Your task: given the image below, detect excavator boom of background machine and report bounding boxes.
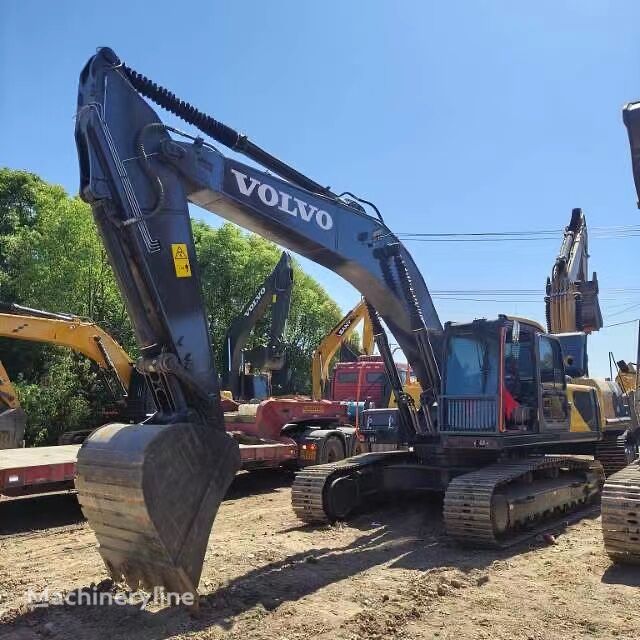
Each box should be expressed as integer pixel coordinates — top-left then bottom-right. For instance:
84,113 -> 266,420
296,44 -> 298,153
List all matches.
221,251 -> 294,401
311,299 -> 374,400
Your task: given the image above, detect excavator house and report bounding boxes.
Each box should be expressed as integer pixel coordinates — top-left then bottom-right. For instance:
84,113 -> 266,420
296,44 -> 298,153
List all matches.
73,47 -> 639,598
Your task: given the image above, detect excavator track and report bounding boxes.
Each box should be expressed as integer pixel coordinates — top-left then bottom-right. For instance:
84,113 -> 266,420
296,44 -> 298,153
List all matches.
292,452 -> 403,523
444,456 -> 604,548
601,461 -> 640,564
292,462 -> 361,523
596,432 -> 638,477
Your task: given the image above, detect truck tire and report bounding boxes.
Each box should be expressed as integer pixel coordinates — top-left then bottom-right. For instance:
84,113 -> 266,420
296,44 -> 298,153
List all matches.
320,436 -> 345,464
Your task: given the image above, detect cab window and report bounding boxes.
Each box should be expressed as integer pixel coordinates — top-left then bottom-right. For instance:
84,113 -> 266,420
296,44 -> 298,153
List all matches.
336,371 -> 358,383
538,337 -> 565,387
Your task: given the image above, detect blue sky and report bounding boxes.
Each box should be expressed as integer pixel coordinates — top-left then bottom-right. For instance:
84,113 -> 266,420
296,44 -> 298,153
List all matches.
2,1 -> 640,376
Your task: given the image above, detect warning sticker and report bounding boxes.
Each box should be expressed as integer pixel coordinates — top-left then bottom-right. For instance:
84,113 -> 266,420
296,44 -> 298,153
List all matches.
171,243 -> 191,278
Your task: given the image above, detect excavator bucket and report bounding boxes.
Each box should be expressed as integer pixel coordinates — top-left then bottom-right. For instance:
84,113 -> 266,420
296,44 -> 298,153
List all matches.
0,408 -> 26,449
75,421 -> 240,597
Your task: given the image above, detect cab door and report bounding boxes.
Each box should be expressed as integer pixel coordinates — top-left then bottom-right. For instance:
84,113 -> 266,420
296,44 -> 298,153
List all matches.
537,335 -> 570,430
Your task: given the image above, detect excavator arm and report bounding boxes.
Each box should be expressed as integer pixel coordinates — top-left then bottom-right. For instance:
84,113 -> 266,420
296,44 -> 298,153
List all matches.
0,360 -> 19,411
75,50 -> 241,597
76,49 -> 441,406
623,101 -> 640,207
221,251 -> 293,400
311,299 -> 374,400
545,208 -> 602,335
0,359 -> 25,449
0,303 -> 133,393
74,47 -> 441,595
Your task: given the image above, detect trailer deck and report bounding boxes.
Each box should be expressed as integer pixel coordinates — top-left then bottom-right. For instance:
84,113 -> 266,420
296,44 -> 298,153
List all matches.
0,437 -> 297,501
0,444 -> 79,499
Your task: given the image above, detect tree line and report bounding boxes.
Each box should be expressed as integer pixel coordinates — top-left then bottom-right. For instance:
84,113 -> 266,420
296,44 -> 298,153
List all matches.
0,169 -> 344,445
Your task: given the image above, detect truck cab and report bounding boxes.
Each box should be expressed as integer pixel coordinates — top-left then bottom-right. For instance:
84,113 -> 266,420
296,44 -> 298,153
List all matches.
330,355 -> 410,407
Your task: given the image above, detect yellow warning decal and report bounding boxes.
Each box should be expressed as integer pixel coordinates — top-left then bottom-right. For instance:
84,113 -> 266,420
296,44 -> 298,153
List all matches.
171,243 -> 191,278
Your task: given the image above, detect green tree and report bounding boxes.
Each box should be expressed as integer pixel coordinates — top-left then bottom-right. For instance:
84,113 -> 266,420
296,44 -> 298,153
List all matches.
0,169 -> 343,444
193,221 -> 343,392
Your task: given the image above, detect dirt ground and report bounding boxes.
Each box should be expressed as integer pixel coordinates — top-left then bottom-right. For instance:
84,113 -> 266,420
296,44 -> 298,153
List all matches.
0,471 -> 638,640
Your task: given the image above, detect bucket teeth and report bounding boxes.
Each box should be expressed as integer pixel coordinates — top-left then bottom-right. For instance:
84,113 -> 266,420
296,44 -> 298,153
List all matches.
75,421 -> 240,596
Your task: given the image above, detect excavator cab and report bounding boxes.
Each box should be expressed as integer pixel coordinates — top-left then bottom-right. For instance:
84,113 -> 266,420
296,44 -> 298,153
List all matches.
555,332 -> 589,378
439,317 -> 569,436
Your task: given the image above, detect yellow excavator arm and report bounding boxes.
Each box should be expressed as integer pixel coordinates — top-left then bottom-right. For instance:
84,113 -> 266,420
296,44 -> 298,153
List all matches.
0,359 -> 26,449
311,299 -> 374,400
0,360 -> 19,410
0,312 -> 133,393
545,208 -> 603,334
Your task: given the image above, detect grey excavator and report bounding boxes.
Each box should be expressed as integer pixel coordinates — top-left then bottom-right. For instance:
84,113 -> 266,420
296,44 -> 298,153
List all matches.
220,251 -> 294,402
74,48 -> 611,597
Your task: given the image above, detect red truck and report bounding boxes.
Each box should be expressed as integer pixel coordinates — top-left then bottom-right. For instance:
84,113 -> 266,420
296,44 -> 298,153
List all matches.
330,355 -> 411,407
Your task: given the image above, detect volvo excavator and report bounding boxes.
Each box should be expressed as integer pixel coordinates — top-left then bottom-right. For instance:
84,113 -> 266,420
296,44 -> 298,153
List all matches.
598,102 -> 640,565
221,251 -> 293,401
0,303 -> 148,437
0,360 -> 25,449
74,48 -> 615,596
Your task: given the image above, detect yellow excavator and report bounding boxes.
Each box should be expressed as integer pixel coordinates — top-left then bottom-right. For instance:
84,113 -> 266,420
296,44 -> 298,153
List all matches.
544,209 -> 638,475
311,299 -> 374,400
0,303 -> 148,439
611,356 -> 639,420
311,300 -> 421,415
545,207 -> 602,335
615,360 -> 638,396
0,360 -> 26,449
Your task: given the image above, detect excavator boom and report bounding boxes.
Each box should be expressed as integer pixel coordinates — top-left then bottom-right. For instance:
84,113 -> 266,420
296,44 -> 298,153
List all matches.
0,305 -> 133,393
311,299 -> 374,400
0,360 -> 25,449
221,251 -> 293,400
623,101 -> 640,207
74,47 -> 441,595
545,208 -> 602,335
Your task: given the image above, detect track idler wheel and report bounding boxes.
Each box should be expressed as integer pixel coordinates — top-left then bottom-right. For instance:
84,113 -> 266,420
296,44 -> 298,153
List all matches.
75,421 -> 240,597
